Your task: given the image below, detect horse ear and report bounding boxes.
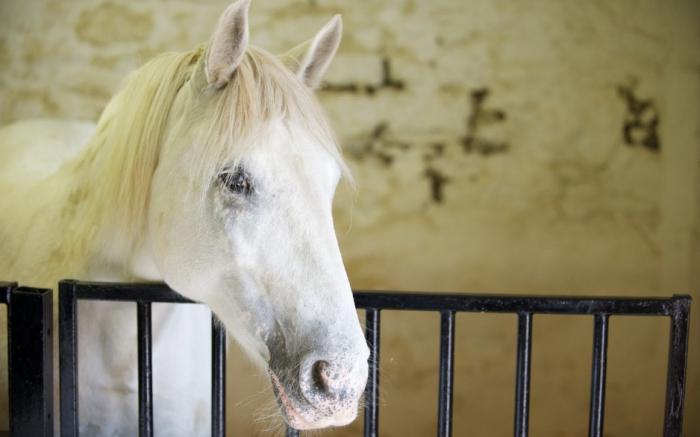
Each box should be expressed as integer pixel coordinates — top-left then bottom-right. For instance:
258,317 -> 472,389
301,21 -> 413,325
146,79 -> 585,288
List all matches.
206,0 -> 251,88
281,15 -> 342,89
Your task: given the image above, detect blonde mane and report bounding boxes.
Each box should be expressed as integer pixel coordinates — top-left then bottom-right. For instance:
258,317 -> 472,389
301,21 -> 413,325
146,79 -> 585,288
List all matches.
68,44 -> 348,267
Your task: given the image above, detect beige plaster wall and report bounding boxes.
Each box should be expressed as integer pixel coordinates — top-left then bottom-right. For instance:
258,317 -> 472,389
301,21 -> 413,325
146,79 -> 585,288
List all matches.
1,0 -> 698,436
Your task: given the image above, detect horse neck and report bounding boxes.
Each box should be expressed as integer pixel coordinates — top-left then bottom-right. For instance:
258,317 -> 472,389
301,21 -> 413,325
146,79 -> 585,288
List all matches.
46,131 -> 162,283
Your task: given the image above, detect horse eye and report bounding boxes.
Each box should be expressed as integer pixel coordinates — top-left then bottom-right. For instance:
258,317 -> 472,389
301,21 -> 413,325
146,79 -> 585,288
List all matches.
220,169 -> 253,196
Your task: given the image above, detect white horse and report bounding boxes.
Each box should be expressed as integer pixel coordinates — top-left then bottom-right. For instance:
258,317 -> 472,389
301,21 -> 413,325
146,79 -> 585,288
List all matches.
0,0 -> 369,434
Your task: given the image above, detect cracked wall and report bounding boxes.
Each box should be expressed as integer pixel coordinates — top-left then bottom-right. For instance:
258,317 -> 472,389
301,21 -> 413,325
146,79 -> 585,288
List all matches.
1,0 -> 699,436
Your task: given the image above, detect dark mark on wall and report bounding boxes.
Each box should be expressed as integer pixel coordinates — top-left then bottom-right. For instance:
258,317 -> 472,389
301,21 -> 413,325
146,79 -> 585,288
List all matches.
424,167 -> 450,203
431,142 -> 445,156
422,143 -> 450,203
423,142 -> 445,162
461,88 -> 508,156
346,86 -> 509,205
378,58 -> 405,91
371,122 -> 388,139
322,83 -> 361,93
321,57 -> 405,95
616,83 -> 660,152
347,122 -> 409,167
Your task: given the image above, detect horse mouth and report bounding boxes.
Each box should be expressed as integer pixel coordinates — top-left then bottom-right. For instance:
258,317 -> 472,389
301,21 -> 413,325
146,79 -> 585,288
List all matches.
269,370 -> 317,430
269,370 -> 358,430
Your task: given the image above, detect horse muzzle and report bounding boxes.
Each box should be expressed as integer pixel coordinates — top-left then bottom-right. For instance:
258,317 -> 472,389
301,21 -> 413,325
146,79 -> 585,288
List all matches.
269,350 -> 368,430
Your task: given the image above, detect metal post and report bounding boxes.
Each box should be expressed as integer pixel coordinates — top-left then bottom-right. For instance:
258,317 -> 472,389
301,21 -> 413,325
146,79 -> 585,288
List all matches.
0,282 -> 12,304
211,315 -> 226,437
514,312 -> 532,437
137,301 -> 153,437
59,280 -> 79,437
364,308 -> 381,437
7,287 -> 53,437
663,295 -> 691,437
437,311 -> 455,437
588,314 -> 609,437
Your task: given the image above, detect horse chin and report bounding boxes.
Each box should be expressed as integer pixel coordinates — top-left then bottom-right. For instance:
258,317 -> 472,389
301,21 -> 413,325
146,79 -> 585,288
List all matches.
269,370 -> 357,430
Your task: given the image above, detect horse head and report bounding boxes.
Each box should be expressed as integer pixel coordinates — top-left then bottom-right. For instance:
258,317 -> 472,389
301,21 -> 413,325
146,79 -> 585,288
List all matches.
146,0 -> 368,429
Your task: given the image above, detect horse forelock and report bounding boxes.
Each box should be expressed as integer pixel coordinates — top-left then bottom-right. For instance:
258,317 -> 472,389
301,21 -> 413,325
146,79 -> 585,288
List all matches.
190,46 -> 351,192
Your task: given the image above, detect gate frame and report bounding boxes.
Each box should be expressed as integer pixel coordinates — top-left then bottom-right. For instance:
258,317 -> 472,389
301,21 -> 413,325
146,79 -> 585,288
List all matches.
54,280 -> 691,437
353,291 -> 691,437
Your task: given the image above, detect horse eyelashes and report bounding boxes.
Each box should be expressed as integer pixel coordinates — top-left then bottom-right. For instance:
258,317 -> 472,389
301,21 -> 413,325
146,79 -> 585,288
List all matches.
220,168 -> 253,196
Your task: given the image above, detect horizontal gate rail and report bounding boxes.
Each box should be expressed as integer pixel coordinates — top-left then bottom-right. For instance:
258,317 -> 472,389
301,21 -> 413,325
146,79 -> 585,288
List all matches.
1,282 -> 53,437
353,291 -> 683,315
55,281 -> 691,437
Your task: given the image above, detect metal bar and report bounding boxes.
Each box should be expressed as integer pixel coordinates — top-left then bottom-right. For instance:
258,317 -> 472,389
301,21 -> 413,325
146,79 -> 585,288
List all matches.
364,308 -> 381,437
514,312 -> 532,437
137,301 -> 153,437
663,295 -> 691,437
59,280 -> 79,437
588,314 -> 609,437
354,291 -> 676,316
437,311 -> 455,437
7,287 -> 54,437
66,281 -> 680,315
211,315 -> 226,437
73,281 -> 196,304
0,282 -> 14,304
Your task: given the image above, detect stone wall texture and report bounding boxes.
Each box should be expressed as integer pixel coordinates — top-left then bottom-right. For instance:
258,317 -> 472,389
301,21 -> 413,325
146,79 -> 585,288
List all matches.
1,0 -> 699,436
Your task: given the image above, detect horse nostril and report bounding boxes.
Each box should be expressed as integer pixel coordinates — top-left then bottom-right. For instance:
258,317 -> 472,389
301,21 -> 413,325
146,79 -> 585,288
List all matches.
298,353 -> 367,414
311,360 -> 331,393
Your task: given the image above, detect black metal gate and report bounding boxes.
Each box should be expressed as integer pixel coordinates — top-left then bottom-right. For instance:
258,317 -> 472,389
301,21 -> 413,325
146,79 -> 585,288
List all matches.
1,280 -> 693,436
353,291 -> 691,437
57,281 -> 691,437
57,281 -> 227,437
